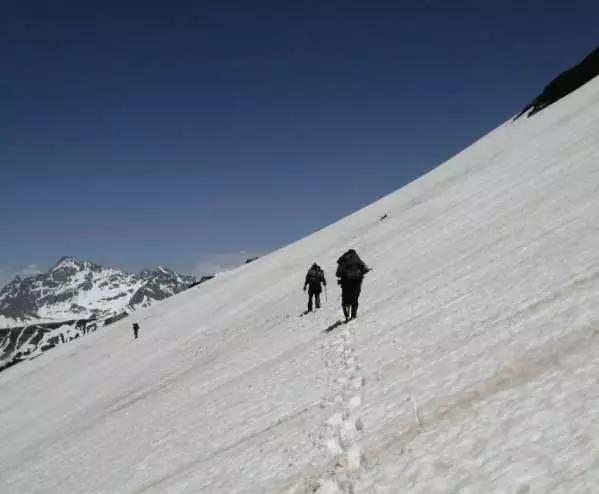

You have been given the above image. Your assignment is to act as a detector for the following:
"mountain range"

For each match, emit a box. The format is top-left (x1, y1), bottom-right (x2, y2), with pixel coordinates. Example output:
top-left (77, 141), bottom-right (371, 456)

top-left (0, 256), bottom-right (195, 328)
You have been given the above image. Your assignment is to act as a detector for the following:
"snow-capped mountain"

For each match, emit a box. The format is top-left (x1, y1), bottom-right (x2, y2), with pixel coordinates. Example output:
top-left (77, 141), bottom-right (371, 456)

top-left (0, 257), bottom-right (195, 328)
top-left (131, 266), bottom-right (196, 309)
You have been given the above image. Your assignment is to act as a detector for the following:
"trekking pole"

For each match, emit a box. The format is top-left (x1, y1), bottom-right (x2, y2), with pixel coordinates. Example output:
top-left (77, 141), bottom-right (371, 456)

top-left (325, 285), bottom-right (328, 303)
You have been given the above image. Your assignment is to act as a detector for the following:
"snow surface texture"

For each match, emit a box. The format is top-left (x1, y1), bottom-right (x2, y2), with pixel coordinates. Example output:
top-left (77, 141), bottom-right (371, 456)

top-left (1, 80), bottom-right (599, 493)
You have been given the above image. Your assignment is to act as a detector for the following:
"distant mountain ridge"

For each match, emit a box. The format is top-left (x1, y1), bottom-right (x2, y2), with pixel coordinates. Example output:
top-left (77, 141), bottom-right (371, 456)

top-left (0, 257), bottom-right (196, 328)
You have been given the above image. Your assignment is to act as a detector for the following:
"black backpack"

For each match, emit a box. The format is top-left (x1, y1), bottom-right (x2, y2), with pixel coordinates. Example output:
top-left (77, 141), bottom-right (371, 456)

top-left (338, 251), bottom-right (365, 281)
top-left (307, 267), bottom-right (322, 283)
top-left (343, 264), bottom-right (362, 281)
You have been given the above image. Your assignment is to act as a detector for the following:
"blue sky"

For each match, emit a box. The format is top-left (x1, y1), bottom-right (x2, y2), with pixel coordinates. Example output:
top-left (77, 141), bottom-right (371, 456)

top-left (1, 0), bottom-right (598, 284)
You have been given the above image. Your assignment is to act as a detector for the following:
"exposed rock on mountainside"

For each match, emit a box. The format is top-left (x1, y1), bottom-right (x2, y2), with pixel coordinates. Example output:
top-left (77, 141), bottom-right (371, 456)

top-left (515, 45), bottom-right (599, 119)
top-left (0, 319), bottom-right (97, 373)
top-left (131, 266), bottom-right (196, 309)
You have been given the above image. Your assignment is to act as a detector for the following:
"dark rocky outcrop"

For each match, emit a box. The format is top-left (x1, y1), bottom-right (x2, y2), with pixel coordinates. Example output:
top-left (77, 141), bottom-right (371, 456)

top-left (515, 46), bottom-right (599, 119)
top-left (188, 275), bottom-right (215, 289)
top-left (103, 312), bottom-right (128, 326)
top-left (0, 318), bottom-right (97, 373)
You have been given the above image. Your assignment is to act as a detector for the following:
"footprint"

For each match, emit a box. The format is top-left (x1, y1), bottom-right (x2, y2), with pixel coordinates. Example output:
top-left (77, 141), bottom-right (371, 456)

top-left (349, 395), bottom-right (362, 408)
top-left (311, 321), bottom-right (374, 492)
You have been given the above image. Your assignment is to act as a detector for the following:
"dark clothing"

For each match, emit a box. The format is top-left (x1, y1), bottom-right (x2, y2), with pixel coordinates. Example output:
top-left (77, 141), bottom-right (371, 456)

top-left (336, 250), bottom-right (369, 321)
top-left (341, 280), bottom-right (362, 306)
top-left (304, 265), bottom-right (326, 293)
top-left (341, 280), bottom-right (361, 320)
top-left (304, 264), bottom-right (326, 311)
top-left (133, 323), bottom-right (139, 339)
top-left (336, 250), bottom-right (368, 282)
top-left (308, 291), bottom-right (321, 311)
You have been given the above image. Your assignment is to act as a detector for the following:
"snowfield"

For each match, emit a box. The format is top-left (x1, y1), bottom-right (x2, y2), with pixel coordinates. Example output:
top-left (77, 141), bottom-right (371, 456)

top-left (1, 78), bottom-right (599, 493)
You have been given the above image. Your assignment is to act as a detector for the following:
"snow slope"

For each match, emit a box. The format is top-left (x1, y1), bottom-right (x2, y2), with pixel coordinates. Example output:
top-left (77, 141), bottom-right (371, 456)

top-left (1, 79), bottom-right (599, 493)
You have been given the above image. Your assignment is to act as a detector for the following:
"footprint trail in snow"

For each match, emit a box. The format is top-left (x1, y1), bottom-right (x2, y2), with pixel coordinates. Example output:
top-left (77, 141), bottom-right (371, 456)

top-left (313, 322), bottom-right (379, 493)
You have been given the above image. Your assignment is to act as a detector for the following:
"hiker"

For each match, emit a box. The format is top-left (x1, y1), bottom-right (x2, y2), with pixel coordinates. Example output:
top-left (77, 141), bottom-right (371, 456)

top-left (133, 322), bottom-right (139, 339)
top-left (336, 249), bottom-right (370, 322)
top-left (304, 263), bottom-right (326, 312)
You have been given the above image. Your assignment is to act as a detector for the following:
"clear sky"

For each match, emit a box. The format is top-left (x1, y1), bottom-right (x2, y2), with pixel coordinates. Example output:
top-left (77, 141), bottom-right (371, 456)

top-left (1, 0), bottom-right (598, 284)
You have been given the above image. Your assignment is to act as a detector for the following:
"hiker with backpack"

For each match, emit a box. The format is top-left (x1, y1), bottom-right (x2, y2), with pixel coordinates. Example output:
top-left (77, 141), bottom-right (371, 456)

top-left (304, 263), bottom-right (327, 312)
top-left (132, 322), bottom-right (139, 339)
top-left (336, 249), bottom-right (370, 322)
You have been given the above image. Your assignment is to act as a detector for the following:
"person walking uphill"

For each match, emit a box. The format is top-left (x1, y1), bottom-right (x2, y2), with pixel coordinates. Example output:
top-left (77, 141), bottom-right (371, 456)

top-left (133, 322), bottom-right (139, 339)
top-left (336, 249), bottom-right (370, 322)
top-left (304, 263), bottom-right (327, 312)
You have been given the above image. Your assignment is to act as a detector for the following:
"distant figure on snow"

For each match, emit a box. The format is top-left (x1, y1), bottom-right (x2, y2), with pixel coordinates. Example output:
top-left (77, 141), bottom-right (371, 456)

top-left (133, 322), bottom-right (139, 339)
top-left (336, 249), bottom-right (370, 322)
top-left (304, 263), bottom-right (326, 312)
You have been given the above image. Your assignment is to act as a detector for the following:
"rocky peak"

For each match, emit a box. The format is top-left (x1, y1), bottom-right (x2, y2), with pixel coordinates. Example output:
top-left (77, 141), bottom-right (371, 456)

top-left (50, 256), bottom-right (103, 274)
top-left (138, 266), bottom-right (179, 281)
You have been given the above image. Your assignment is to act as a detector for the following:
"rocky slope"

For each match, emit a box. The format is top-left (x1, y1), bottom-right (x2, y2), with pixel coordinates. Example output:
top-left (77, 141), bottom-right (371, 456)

top-left (515, 45), bottom-right (599, 119)
top-left (0, 319), bottom-right (97, 372)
